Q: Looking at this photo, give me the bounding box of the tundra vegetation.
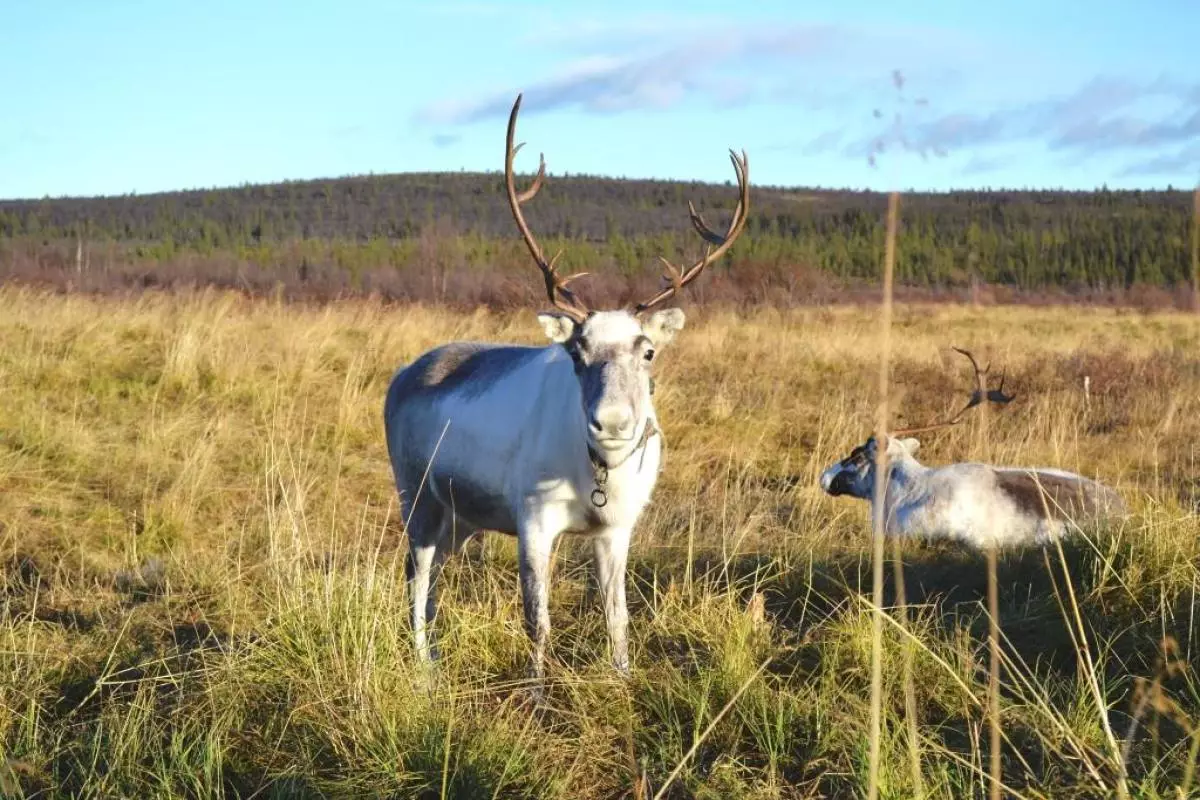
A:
[0,285,1198,797]
[2,176,1197,309]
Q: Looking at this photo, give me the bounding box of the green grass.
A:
[0,287,1198,797]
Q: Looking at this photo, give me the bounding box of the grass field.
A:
[0,286,1199,798]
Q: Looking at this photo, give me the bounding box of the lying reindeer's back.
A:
[990,467,1127,524]
[907,462,1126,548]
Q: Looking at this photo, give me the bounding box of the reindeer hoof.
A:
[516,679,548,708]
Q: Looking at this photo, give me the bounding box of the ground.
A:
[0,287,1198,798]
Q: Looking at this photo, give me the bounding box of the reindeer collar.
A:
[586,418,660,508]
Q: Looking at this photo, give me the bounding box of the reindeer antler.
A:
[632,150,751,314]
[504,94,591,323]
[891,347,1016,436]
[951,346,1016,410]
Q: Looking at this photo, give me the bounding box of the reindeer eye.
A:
[643,348,655,362]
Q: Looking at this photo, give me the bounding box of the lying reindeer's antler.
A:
[504,94,591,323]
[952,346,1016,408]
[632,150,751,314]
[891,347,1016,436]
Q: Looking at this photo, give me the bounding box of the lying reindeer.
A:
[820,349,1127,549]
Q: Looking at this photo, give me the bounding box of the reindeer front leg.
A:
[517,516,561,685]
[593,526,632,675]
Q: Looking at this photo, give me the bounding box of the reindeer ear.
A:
[537,313,576,344]
[642,308,686,347]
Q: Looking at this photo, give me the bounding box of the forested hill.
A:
[1,171,1196,297]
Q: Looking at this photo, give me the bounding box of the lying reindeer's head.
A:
[820,436,922,498]
[503,93,750,459]
[819,347,1015,499]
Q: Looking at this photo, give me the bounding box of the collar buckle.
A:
[586,418,661,508]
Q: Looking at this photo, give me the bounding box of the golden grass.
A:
[0,286,1198,796]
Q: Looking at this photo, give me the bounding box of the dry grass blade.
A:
[868,189,899,800]
[1118,636,1194,794]
[892,535,924,797]
[988,544,1001,800]
[1043,525,1127,798]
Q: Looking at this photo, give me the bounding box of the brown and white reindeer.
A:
[820,348,1127,549]
[384,94,750,681]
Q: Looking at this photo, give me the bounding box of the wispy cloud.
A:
[1116,142,1200,179]
[431,133,462,148]
[412,10,1198,183]
[413,21,977,126]
[804,129,845,156]
[834,76,1200,166]
[960,153,1010,176]
[415,49,719,125]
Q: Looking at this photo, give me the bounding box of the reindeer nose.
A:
[591,407,634,439]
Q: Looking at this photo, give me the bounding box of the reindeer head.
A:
[819,347,1016,498]
[503,94,750,460]
[820,436,923,498]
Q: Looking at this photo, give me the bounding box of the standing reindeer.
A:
[820,349,1127,549]
[384,94,750,680]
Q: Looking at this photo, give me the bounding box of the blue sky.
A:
[1,0,1197,199]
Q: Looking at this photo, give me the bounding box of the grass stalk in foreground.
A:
[893,528,924,797]
[975,375,1002,800]
[988,544,1001,800]
[868,189,899,799]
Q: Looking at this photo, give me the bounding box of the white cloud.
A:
[411,10,1199,179]
[412,20,975,126]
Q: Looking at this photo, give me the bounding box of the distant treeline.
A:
[0,172,1196,306]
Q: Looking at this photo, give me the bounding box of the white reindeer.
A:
[384,94,750,680]
[820,349,1127,549]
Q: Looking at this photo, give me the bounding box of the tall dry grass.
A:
[868,191,899,800]
[0,287,1198,797]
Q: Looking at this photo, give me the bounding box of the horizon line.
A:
[1,167,1197,205]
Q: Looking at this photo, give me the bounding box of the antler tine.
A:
[688,151,747,245]
[987,370,1016,404]
[514,151,546,204]
[688,203,728,246]
[634,148,750,314]
[559,271,590,289]
[656,255,687,293]
[504,93,590,323]
[952,346,987,394]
